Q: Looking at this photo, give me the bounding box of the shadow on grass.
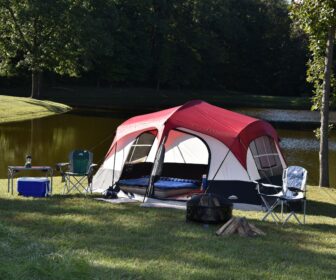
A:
[0,195,140,218]
[262,198,336,219]
[23,99,69,114]
[51,193,103,199]
[307,199,336,218]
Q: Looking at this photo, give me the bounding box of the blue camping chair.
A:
[256,166,308,225]
[56,150,97,194]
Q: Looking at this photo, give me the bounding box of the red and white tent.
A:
[93,100,286,207]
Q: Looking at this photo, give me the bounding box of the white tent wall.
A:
[178,128,249,181]
[214,152,250,181]
[91,168,113,193]
[92,140,133,192]
[164,130,208,164]
[146,137,159,162]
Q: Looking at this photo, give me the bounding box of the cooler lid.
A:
[17,177,50,182]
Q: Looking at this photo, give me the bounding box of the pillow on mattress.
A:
[159,177,200,184]
[118,176,200,188]
[118,177,149,187]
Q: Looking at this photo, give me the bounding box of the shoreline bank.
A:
[0,95,72,124]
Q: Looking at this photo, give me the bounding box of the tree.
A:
[83,0,306,93]
[0,0,104,98]
[291,0,336,187]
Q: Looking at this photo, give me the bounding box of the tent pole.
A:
[210,150,231,181]
[205,150,230,193]
[144,136,166,202]
[111,141,117,187]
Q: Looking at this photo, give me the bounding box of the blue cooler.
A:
[17,177,50,197]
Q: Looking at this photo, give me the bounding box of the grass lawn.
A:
[0,177,335,279]
[0,95,71,124]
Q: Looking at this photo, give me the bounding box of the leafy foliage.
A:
[290,0,336,109]
[290,0,336,187]
[0,0,111,77]
[0,0,308,96]
[99,0,307,94]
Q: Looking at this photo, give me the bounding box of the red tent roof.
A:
[112,100,279,168]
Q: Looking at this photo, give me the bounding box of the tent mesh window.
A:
[249,136,283,179]
[126,132,156,163]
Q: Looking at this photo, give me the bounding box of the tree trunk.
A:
[38,71,43,98]
[319,26,335,187]
[30,71,42,99]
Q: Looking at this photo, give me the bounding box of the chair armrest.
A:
[56,162,69,172]
[88,163,98,174]
[254,181,282,196]
[259,183,282,189]
[252,181,282,189]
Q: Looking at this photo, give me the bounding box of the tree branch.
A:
[4,4,32,52]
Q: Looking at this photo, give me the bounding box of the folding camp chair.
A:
[56,150,97,194]
[256,166,308,225]
[279,166,307,225]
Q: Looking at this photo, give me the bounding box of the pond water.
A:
[0,112,125,180]
[0,110,335,186]
[277,128,336,186]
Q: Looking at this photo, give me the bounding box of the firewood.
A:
[216,217,234,235]
[216,217,266,237]
[237,217,251,237]
[243,217,258,237]
[237,225,248,237]
[248,222,266,236]
[241,217,250,232]
[221,218,240,236]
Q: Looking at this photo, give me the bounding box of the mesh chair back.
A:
[69,150,93,174]
[283,166,307,197]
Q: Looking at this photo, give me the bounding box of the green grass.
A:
[0,177,335,279]
[0,95,71,124]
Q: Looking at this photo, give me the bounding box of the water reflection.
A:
[238,108,336,124]
[0,112,124,178]
[0,111,335,186]
[278,129,336,186]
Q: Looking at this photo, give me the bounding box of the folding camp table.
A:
[7,166,53,195]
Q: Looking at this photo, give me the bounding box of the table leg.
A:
[46,169,53,195]
[7,167,14,193]
[50,173,53,195]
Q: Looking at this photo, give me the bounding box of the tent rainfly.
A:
[92,100,286,208]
